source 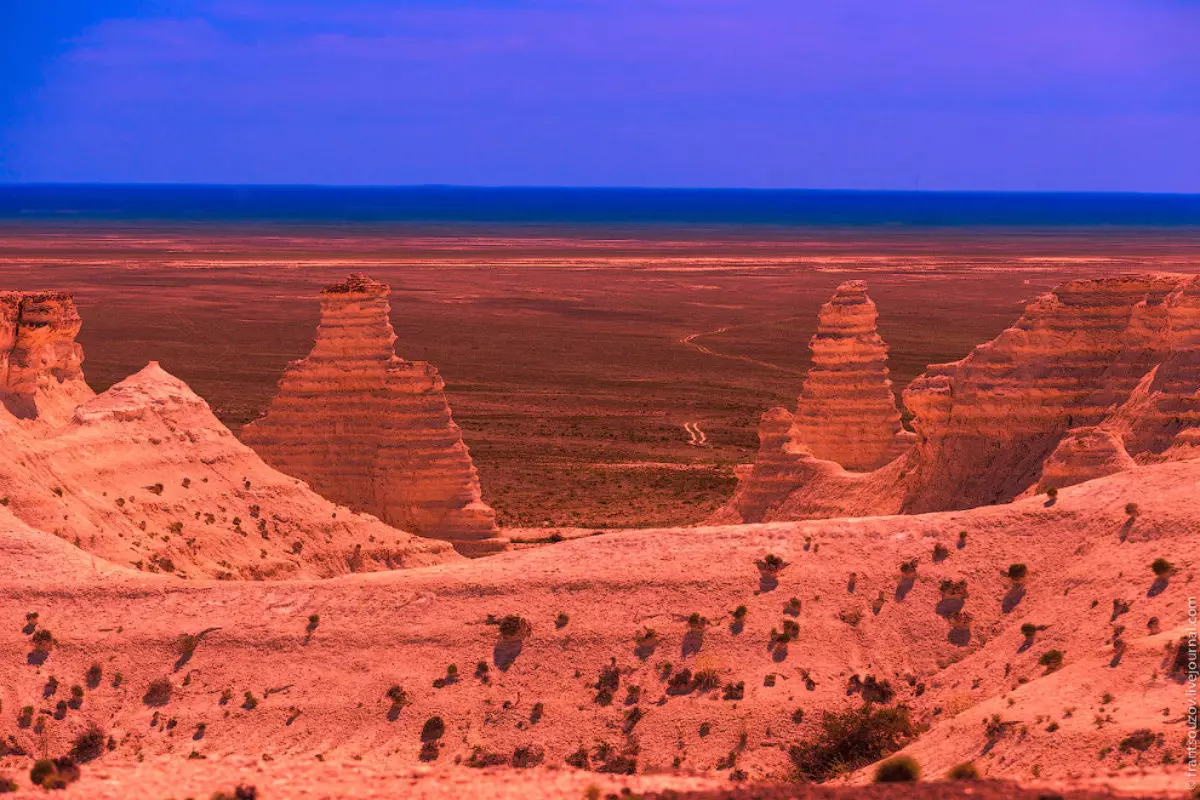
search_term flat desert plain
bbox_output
[3,224,1198,529]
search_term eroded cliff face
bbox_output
[0,361,457,578]
[0,291,92,424]
[241,274,506,556]
[719,274,1200,524]
[791,280,913,471]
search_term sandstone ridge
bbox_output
[718,274,1200,524]
[241,273,506,556]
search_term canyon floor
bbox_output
[3,223,1200,529]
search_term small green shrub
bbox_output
[874,755,920,783]
[947,761,980,781]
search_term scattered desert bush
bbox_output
[555,612,569,629]
[0,773,16,792]
[947,761,980,781]
[1125,502,1140,517]
[306,614,320,633]
[1006,563,1028,581]
[31,629,54,651]
[899,559,918,576]
[29,757,79,791]
[498,615,531,639]
[722,681,745,700]
[1038,649,1065,673]
[874,755,920,783]
[85,663,102,689]
[386,685,408,709]
[756,554,786,573]
[694,669,721,692]
[143,678,173,707]
[792,708,805,724]
[421,716,445,742]
[789,704,915,782]
[687,613,708,630]
[1020,623,1038,639]
[932,543,949,561]
[175,633,200,657]
[1119,729,1157,753]
[732,605,747,620]
[70,724,106,762]
[242,691,258,710]
[1046,487,1058,500]
[595,663,620,705]
[210,785,257,800]
[1151,558,1174,577]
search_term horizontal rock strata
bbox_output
[241,274,505,556]
[0,290,93,424]
[719,274,1200,523]
[790,280,913,471]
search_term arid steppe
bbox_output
[4,224,1200,529]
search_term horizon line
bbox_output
[3,182,1200,198]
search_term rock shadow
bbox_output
[1148,578,1168,598]
[758,574,779,593]
[1001,586,1026,614]
[729,620,744,636]
[894,577,915,602]
[771,643,789,663]
[493,639,524,671]
[681,630,704,658]
[27,650,49,666]
[935,597,964,617]
[948,627,971,647]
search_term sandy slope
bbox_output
[0,362,456,579]
[1,456,1196,797]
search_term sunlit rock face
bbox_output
[0,290,92,424]
[242,274,506,556]
[789,280,913,472]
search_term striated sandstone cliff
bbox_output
[718,274,1200,524]
[0,361,457,578]
[241,274,506,556]
[0,290,93,424]
[790,280,913,470]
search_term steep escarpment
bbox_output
[241,274,505,556]
[0,290,93,424]
[720,274,1200,524]
[0,362,457,578]
[790,281,913,471]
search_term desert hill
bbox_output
[0,290,457,580]
[1,455,1194,796]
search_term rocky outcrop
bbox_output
[790,281,913,471]
[0,361,458,578]
[1027,426,1138,494]
[241,274,505,556]
[0,291,92,424]
[718,274,1200,524]
[900,274,1190,512]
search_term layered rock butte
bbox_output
[789,280,914,472]
[717,274,1200,524]
[0,290,456,579]
[241,274,506,556]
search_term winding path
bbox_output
[683,421,709,447]
[678,317,808,376]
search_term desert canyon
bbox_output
[1,252,1198,798]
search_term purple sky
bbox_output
[2,0,1198,190]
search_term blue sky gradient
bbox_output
[1,0,1197,190]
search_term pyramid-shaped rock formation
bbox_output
[790,280,913,471]
[241,274,506,556]
[1,291,93,424]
